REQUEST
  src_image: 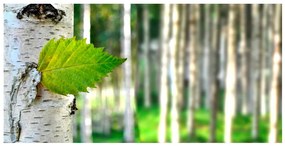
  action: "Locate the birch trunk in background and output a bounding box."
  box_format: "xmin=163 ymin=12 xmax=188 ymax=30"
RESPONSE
xmin=80 ymin=4 xmax=92 ymax=143
xmin=224 ymin=4 xmax=237 ymax=143
xmin=239 ymin=4 xmax=249 ymax=115
xmin=158 ymin=4 xmax=170 ymax=143
xmin=4 ymin=4 xmax=74 ymax=143
xmin=122 ymin=3 xmax=134 ymax=142
xmin=187 ymin=4 xmax=199 ymax=139
xmin=203 ymin=4 xmax=211 ymax=110
xmin=218 ymin=20 xmax=227 ymax=91
xmin=177 ymin=4 xmax=186 ymax=109
xmin=194 ymin=5 xmax=201 ymax=110
xmin=251 ymin=4 xmax=261 ymax=141
xmin=169 ymin=4 xmax=180 ymax=143
xmin=268 ymin=4 xmax=281 ymax=143
xmin=143 ymin=4 xmax=151 ymax=108
xmin=209 ymin=4 xmax=220 ymax=142
xmin=260 ymin=4 xmax=269 ymax=117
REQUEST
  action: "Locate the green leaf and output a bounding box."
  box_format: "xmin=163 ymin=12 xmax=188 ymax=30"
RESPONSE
xmin=37 ymin=37 xmax=126 ymax=96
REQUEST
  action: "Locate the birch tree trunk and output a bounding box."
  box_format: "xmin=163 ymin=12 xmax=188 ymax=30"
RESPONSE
xmin=4 ymin=4 xmax=74 ymax=143
xmin=177 ymin=4 xmax=186 ymax=109
xmin=224 ymin=4 xmax=237 ymax=143
xmin=209 ymin=4 xmax=220 ymax=142
xmin=260 ymin=4 xmax=269 ymax=117
xmin=251 ymin=4 xmax=261 ymax=141
xmin=80 ymin=4 xmax=92 ymax=143
xmin=158 ymin=4 xmax=170 ymax=143
xmin=194 ymin=5 xmax=201 ymax=110
xmin=203 ymin=4 xmax=211 ymax=110
xmin=218 ymin=19 xmax=227 ymax=91
xmin=265 ymin=4 xmax=275 ymax=117
xmin=239 ymin=4 xmax=249 ymax=115
xmin=143 ymin=4 xmax=151 ymax=108
xmin=268 ymin=4 xmax=281 ymax=143
xmin=187 ymin=4 xmax=199 ymax=139
xmin=122 ymin=3 xmax=135 ymax=142
xmin=170 ymin=4 xmax=180 ymax=143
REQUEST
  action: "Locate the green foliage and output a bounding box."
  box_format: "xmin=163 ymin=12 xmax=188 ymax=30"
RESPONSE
xmin=136 ymin=106 xmax=283 ymax=143
xmin=90 ymin=4 xmax=121 ymax=54
xmin=37 ymin=37 xmax=126 ymax=96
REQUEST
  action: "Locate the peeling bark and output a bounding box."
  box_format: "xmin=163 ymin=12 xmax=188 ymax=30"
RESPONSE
xmin=4 ymin=4 xmax=74 ymax=143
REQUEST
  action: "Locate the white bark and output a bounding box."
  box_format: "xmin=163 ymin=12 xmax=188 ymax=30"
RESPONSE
xmin=80 ymin=4 xmax=92 ymax=143
xmin=4 ymin=4 xmax=74 ymax=143
xmin=268 ymin=4 xmax=281 ymax=143
xmin=122 ymin=4 xmax=134 ymax=142
xmin=158 ymin=4 xmax=170 ymax=143
xmin=143 ymin=5 xmax=151 ymax=108
xmin=169 ymin=4 xmax=180 ymax=143
xmin=224 ymin=4 xmax=237 ymax=143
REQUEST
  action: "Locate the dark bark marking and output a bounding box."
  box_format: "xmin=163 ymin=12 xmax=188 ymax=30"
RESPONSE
xmin=24 ymin=136 xmax=33 ymax=139
xmin=69 ymin=97 xmax=78 ymax=115
xmin=30 ymin=122 xmax=39 ymax=124
xmin=42 ymin=99 xmax=52 ymax=102
xmin=16 ymin=4 xmax=66 ymax=24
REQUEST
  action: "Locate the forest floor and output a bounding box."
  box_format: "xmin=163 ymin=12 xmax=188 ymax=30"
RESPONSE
xmin=75 ymin=105 xmax=282 ymax=143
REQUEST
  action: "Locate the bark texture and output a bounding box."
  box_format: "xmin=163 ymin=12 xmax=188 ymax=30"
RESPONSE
xmin=4 ymin=4 xmax=74 ymax=143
